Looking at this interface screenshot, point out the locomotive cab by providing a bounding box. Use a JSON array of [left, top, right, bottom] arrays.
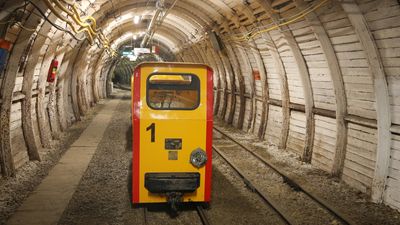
[[131, 62, 213, 209]]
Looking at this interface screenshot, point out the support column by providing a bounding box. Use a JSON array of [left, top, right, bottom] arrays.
[[340, 0, 391, 203]]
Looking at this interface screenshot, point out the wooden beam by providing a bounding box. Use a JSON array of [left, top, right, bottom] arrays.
[[91, 50, 106, 105], [231, 42, 254, 131], [225, 44, 246, 129], [220, 11, 248, 130], [255, 0, 315, 163], [20, 18, 53, 161], [0, 1, 46, 177], [56, 45, 78, 132], [268, 98, 339, 119], [345, 115, 377, 129], [234, 3, 270, 139], [47, 34, 66, 141], [390, 125, 400, 136], [218, 47, 237, 125], [294, 0, 348, 177], [248, 39, 269, 139], [189, 46, 201, 63], [76, 50, 90, 116], [237, 28, 257, 134], [207, 41, 227, 118], [340, 0, 392, 203], [260, 31, 291, 149], [195, 42, 221, 116], [209, 40, 228, 120]]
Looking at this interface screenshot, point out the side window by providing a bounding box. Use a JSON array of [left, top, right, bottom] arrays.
[[147, 73, 200, 110]]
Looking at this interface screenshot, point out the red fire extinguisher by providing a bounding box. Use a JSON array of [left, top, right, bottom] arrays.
[[47, 58, 58, 82]]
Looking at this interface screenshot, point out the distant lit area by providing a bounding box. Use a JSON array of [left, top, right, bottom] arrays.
[[111, 37, 175, 87]]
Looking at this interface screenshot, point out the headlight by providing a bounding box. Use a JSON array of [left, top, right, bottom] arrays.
[[190, 148, 207, 168]]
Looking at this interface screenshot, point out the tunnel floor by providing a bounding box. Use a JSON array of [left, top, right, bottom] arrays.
[[1, 90, 400, 225]]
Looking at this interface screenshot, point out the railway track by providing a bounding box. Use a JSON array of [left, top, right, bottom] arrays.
[[213, 126, 354, 225], [142, 205, 211, 225], [196, 205, 211, 225]]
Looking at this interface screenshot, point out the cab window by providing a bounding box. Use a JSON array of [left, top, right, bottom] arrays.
[[147, 73, 200, 110]]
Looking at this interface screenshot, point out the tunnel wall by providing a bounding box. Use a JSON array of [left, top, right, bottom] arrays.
[[0, 0, 399, 212], [0, 3, 110, 178], [176, 0, 400, 211]]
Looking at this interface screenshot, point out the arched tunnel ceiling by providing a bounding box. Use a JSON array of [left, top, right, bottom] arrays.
[[1, 0, 400, 214], [87, 0, 274, 53], [108, 18, 192, 51], [92, 0, 223, 53]]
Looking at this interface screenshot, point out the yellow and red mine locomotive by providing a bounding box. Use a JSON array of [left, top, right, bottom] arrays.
[[131, 62, 213, 209]]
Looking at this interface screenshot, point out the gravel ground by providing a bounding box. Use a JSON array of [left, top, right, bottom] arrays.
[[0, 101, 105, 225], [213, 137, 340, 225], [58, 92, 136, 225], [209, 152, 286, 225], [4, 90, 399, 225], [57, 90, 290, 225], [215, 121, 400, 225], [58, 92, 206, 225]]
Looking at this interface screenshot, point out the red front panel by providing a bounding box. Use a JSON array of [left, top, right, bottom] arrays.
[[132, 67, 141, 203], [204, 67, 214, 202]]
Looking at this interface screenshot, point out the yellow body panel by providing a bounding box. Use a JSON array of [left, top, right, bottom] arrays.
[[138, 64, 208, 203]]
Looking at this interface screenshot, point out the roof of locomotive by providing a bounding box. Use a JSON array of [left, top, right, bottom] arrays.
[[134, 61, 212, 71]]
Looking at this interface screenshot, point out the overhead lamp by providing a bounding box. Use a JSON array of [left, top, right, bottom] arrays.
[[133, 15, 141, 24]]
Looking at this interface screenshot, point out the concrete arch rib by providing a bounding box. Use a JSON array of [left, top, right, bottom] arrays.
[[0, 2, 46, 177], [225, 43, 246, 130], [193, 43, 221, 115], [261, 31, 291, 150], [188, 46, 201, 63], [293, 0, 348, 176], [56, 45, 77, 131], [340, 0, 391, 203], [185, 47, 197, 62], [47, 40, 67, 141], [20, 16, 56, 162], [239, 25, 270, 138], [36, 32, 66, 149], [209, 41, 228, 120], [232, 42, 255, 131], [218, 46, 237, 125], [255, 0, 315, 163]]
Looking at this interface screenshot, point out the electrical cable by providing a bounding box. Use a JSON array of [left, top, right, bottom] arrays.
[[45, 0, 114, 54], [41, 0, 93, 43], [15, 22, 36, 32], [25, 0, 84, 41], [227, 0, 330, 42], [0, 20, 17, 25]]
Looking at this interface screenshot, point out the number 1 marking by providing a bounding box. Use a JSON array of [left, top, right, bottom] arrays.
[[146, 123, 155, 142]]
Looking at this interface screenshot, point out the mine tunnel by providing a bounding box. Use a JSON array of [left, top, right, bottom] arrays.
[[0, 0, 400, 224]]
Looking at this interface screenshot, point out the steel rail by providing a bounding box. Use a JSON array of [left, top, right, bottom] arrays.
[[213, 145, 292, 225], [213, 126, 353, 225], [143, 207, 148, 225], [141, 204, 210, 225], [196, 205, 211, 225]]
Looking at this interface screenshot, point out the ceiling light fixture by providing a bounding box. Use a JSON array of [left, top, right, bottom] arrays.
[[133, 15, 141, 24]]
